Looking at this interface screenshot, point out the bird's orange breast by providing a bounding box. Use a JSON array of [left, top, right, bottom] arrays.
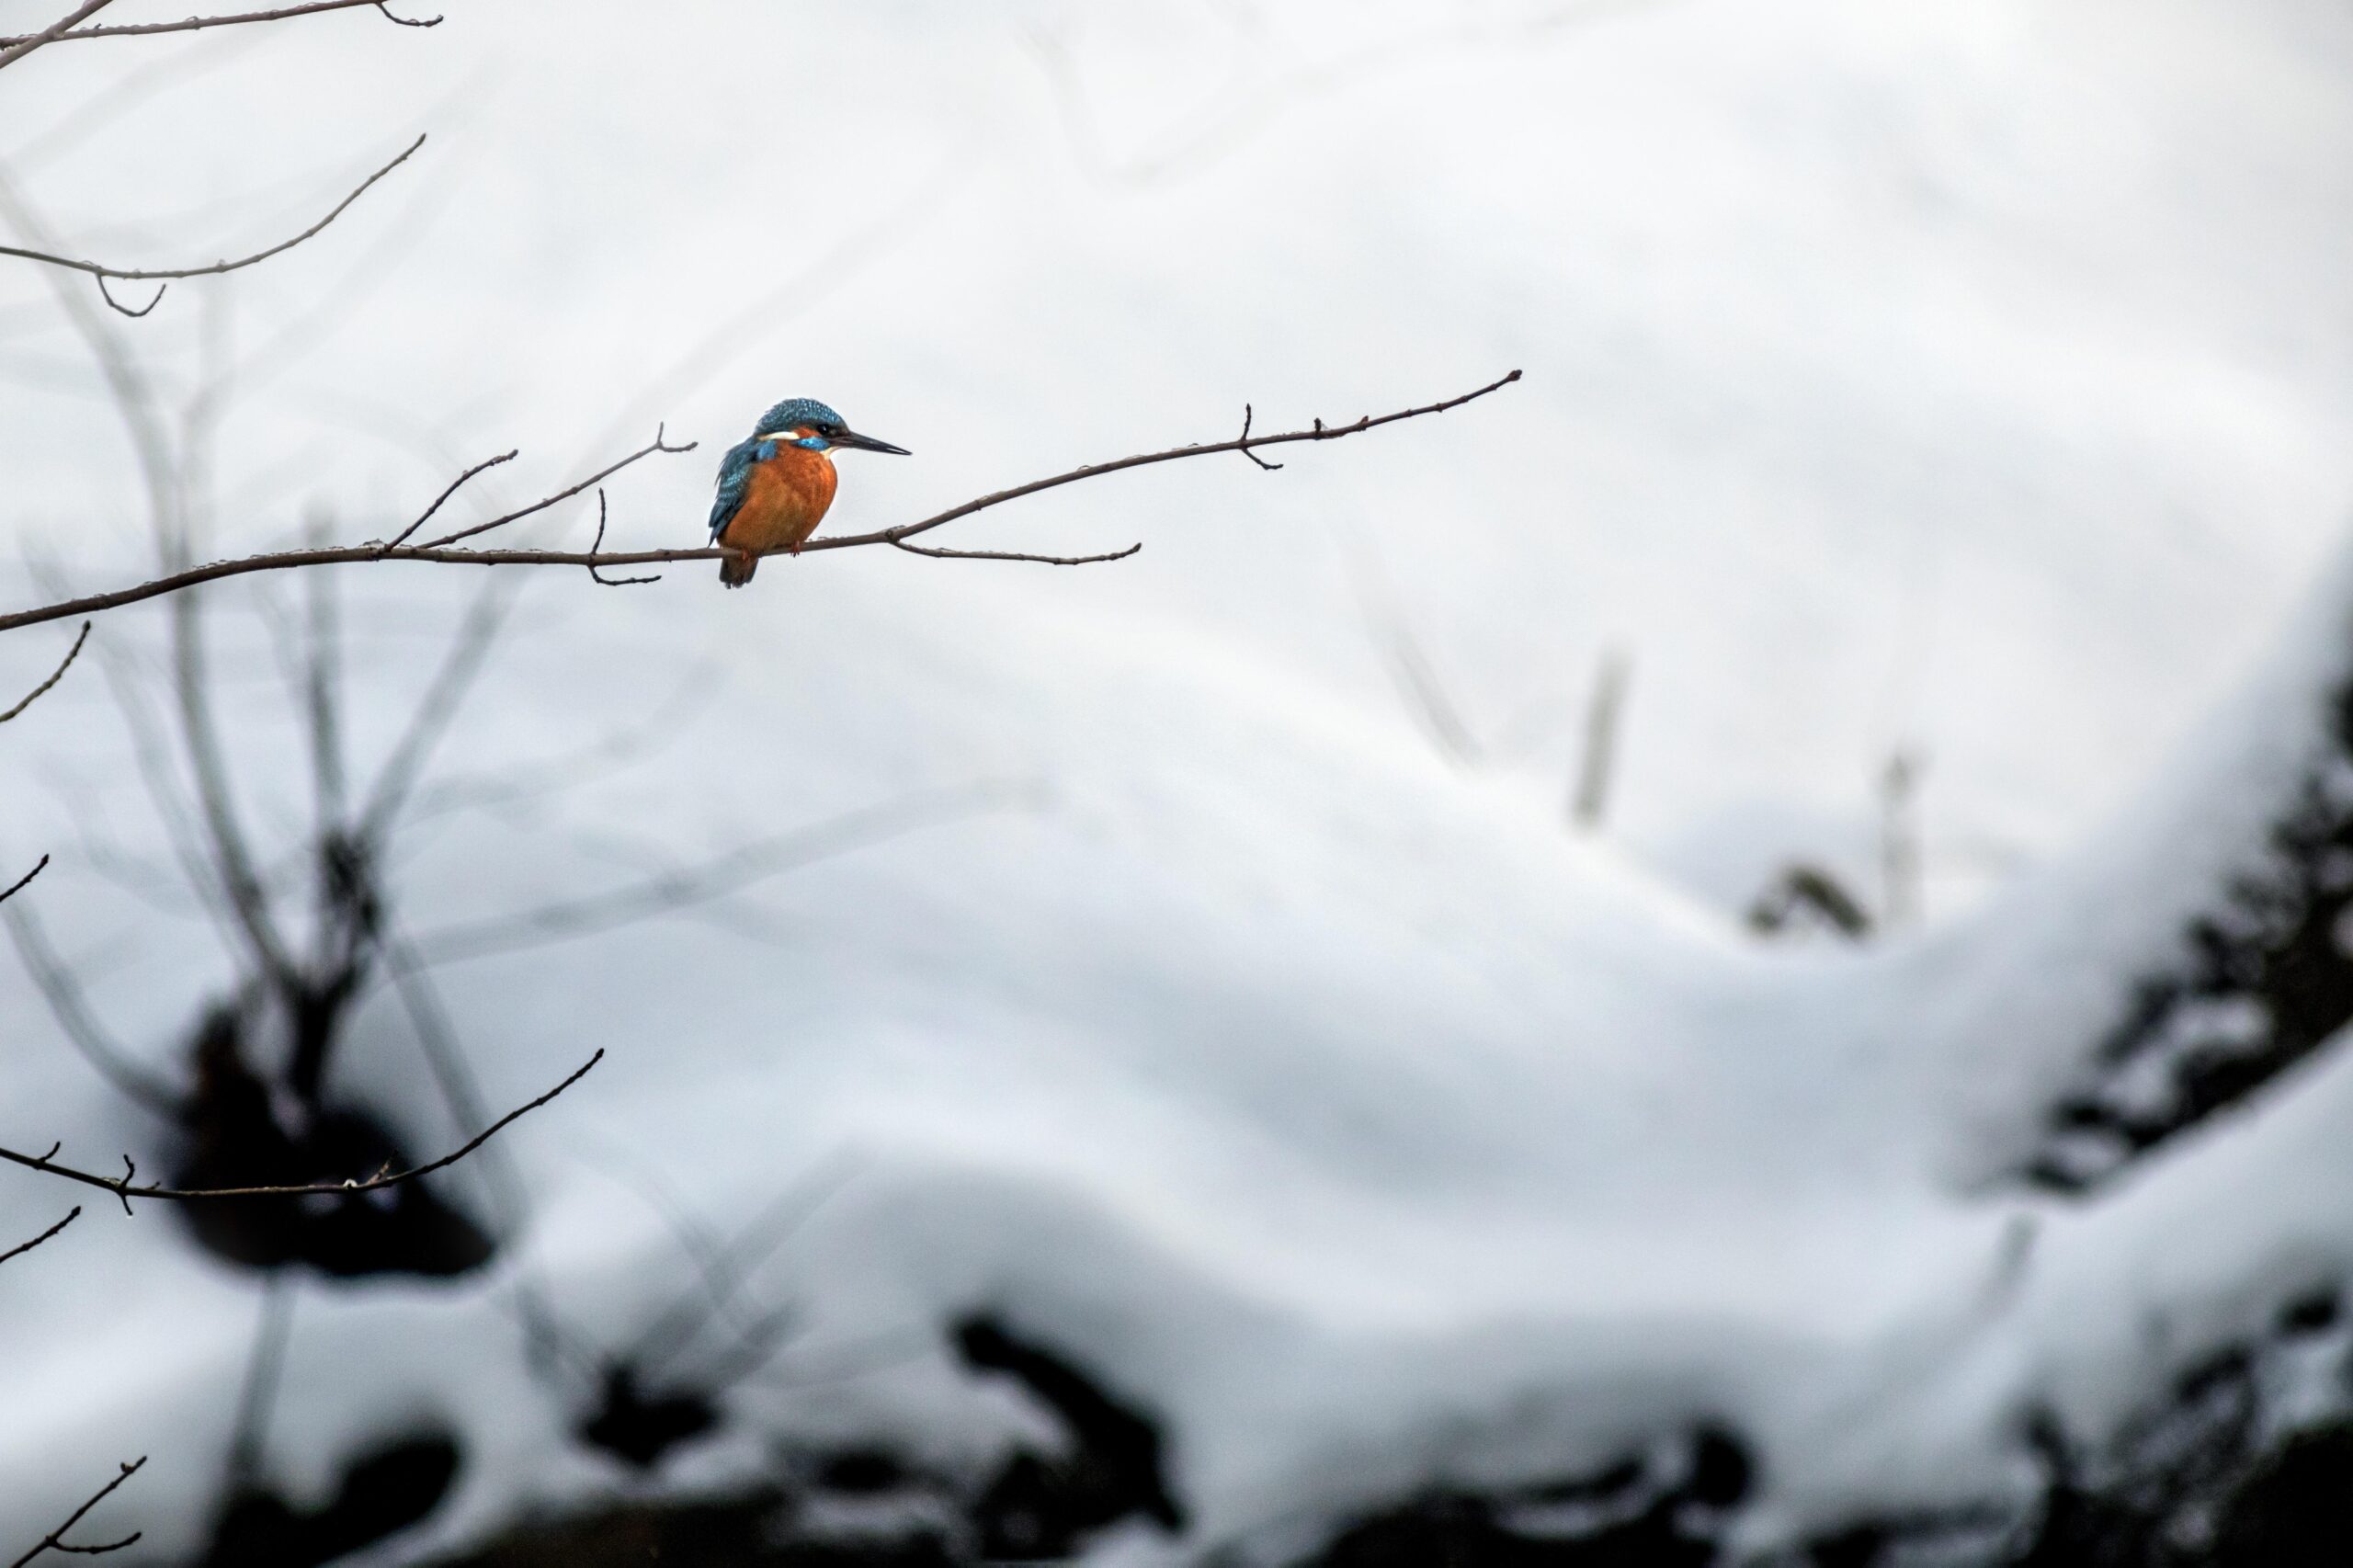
[[721, 445, 838, 557]]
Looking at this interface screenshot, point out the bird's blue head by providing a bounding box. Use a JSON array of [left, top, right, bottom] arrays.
[[751, 397, 909, 456]]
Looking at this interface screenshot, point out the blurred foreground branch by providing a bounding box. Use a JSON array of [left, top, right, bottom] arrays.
[[0, 621, 90, 721], [0, 370, 1523, 634]]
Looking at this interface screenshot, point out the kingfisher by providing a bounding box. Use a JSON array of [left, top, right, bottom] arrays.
[[707, 397, 909, 586]]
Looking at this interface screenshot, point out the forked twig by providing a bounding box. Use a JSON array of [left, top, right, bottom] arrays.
[[9, 1457, 146, 1568], [418, 426, 695, 550]]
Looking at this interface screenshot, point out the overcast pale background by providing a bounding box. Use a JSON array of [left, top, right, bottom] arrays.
[[6, 0, 2353, 1557]]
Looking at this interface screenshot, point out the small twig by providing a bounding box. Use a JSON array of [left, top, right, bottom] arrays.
[[420, 426, 696, 550], [586, 491, 660, 586], [90, 277, 163, 320], [379, 448, 519, 553], [0, 1051, 602, 1208], [889, 540, 1142, 565], [1239, 403, 1282, 471], [0, 0, 435, 50], [1, 621, 90, 722], [0, 136, 427, 316], [0, 857, 48, 906], [0, 1206, 77, 1267], [9, 1458, 145, 1568]]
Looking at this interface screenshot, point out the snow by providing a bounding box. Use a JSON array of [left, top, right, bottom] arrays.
[[4, 0, 2353, 1558]]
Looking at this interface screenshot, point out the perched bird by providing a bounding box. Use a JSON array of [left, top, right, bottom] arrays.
[[707, 397, 909, 587]]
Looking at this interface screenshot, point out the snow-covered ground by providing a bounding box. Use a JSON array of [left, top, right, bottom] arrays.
[[4, 0, 2353, 1557]]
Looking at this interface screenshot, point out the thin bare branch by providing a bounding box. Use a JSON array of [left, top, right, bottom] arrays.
[[0, 136, 427, 317], [0, 857, 48, 906], [890, 539, 1142, 565], [417, 426, 696, 550], [844, 369, 1521, 555], [380, 448, 517, 552], [0, 1, 116, 72], [0, 622, 89, 722], [0, 0, 438, 50], [0, 1051, 602, 1210], [9, 1457, 144, 1568], [0, 1206, 78, 1267], [0, 372, 1522, 634]]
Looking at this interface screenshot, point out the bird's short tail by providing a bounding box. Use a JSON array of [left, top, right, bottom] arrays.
[[719, 549, 756, 588]]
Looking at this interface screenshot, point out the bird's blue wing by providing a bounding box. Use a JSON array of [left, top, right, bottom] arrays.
[[707, 437, 771, 540]]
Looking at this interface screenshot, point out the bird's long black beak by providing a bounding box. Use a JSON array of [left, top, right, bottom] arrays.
[[832, 429, 909, 455]]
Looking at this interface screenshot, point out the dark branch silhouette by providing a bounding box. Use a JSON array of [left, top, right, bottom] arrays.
[[0, 0, 437, 51], [0, 370, 1522, 634], [1, 622, 89, 722], [0, 1205, 78, 1267], [0, 136, 426, 316], [0, 1050, 601, 1211], [0, 856, 48, 906], [9, 1457, 145, 1568]]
